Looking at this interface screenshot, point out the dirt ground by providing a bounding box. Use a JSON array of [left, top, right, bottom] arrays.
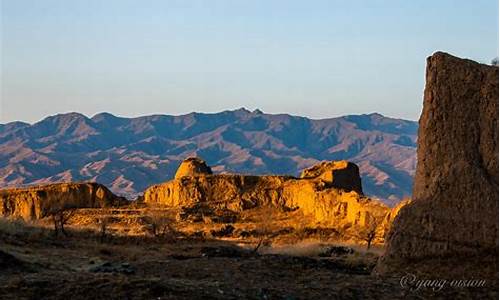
[[0, 212, 497, 300]]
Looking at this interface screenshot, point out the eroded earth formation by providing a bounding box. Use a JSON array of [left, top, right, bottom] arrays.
[[376, 52, 499, 277]]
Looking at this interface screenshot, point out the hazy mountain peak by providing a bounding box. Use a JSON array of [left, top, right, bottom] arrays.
[[91, 112, 118, 121], [235, 107, 251, 113], [39, 112, 88, 123]]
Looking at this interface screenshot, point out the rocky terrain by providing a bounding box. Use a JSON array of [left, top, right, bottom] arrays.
[[377, 52, 499, 278], [0, 182, 127, 220], [0, 110, 417, 205], [144, 158, 390, 240], [0, 158, 394, 246], [2, 218, 494, 300], [0, 159, 416, 299]]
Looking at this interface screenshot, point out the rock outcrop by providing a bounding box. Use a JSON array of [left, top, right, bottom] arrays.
[[300, 160, 363, 194], [145, 158, 388, 233], [174, 157, 212, 179], [377, 52, 499, 276], [0, 182, 127, 220], [379, 198, 411, 239]]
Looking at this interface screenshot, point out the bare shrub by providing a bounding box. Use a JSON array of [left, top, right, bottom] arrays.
[[0, 217, 48, 241], [97, 216, 111, 242], [294, 211, 312, 241], [356, 215, 384, 250], [46, 204, 78, 237], [144, 207, 176, 240], [252, 206, 276, 253]]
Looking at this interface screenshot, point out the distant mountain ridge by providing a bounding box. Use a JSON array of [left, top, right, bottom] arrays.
[[0, 108, 417, 205]]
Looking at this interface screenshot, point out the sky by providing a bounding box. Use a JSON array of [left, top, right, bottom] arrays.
[[0, 0, 498, 124]]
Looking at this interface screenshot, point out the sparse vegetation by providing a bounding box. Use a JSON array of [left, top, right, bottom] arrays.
[[251, 206, 276, 253], [356, 215, 384, 250], [0, 212, 492, 300], [97, 216, 110, 242], [0, 217, 49, 242], [294, 211, 311, 241], [144, 207, 176, 239], [46, 204, 78, 237]]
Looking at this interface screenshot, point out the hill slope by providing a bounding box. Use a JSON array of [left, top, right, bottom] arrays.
[[0, 109, 417, 204]]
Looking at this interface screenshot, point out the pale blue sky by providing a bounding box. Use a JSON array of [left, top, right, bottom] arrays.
[[1, 0, 498, 123]]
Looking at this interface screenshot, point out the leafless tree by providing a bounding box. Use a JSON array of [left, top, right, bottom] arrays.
[[252, 206, 275, 253], [357, 215, 384, 250], [47, 204, 78, 237], [364, 226, 378, 250], [145, 208, 176, 239], [98, 216, 110, 242]]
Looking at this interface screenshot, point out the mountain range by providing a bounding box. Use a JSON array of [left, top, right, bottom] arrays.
[[0, 108, 417, 205]]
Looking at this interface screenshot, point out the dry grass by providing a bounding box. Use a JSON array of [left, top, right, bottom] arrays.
[[1, 205, 387, 251], [0, 217, 52, 241], [0, 214, 495, 300]]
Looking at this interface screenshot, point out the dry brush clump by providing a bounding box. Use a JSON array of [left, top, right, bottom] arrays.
[[353, 215, 385, 250], [0, 217, 49, 241], [45, 203, 79, 237], [251, 206, 280, 252], [96, 216, 111, 242], [143, 207, 177, 240]]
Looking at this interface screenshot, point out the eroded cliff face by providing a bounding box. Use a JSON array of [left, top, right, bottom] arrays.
[[377, 52, 499, 276], [0, 182, 127, 220], [174, 157, 213, 179], [378, 198, 411, 239], [300, 160, 363, 195], [144, 159, 389, 233]]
